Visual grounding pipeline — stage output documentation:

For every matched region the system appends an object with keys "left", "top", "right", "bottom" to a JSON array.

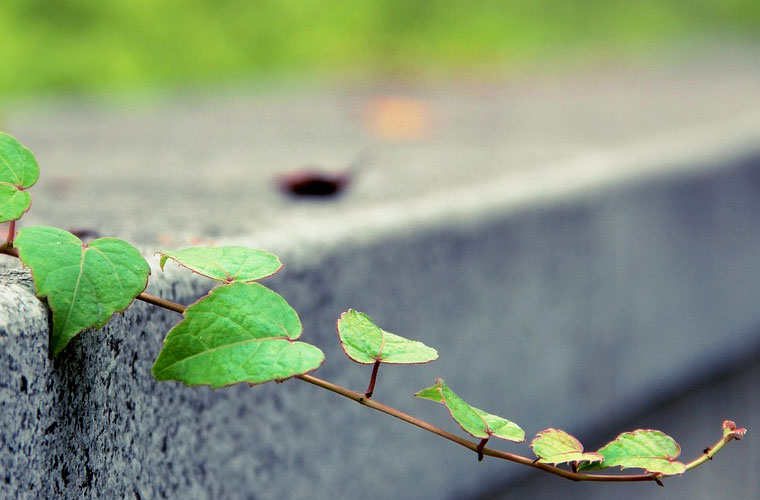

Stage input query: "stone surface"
[{"left": 2, "top": 51, "right": 760, "bottom": 499}]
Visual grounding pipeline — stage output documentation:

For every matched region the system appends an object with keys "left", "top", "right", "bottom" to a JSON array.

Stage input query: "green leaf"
[
  {"left": 578, "top": 429, "right": 686, "bottom": 475},
  {"left": 152, "top": 281, "right": 324, "bottom": 388},
  {"left": 15, "top": 225, "right": 151, "bottom": 357},
  {"left": 530, "top": 428, "right": 603, "bottom": 465},
  {"left": 157, "top": 246, "right": 282, "bottom": 283},
  {"left": 337, "top": 309, "right": 438, "bottom": 365},
  {"left": 415, "top": 379, "right": 524, "bottom": 442},
  {"left": 0, "top": 132, "right": 40, "bottom": 222}
]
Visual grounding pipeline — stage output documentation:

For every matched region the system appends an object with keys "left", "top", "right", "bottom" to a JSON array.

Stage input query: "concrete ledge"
[
  {"left": 2, "top": 56, "right": 760, "bottom": 498},
  {"left": 3, "top": 147, "right": 760, "bottom": 498}
]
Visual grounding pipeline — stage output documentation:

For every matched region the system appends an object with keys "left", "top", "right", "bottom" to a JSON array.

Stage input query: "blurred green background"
[{"left": 1, "top": 0, "right": 759, "bottom": 102}]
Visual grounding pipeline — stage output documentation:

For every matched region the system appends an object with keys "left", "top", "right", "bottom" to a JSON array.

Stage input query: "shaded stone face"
[{"left": 2, "top": 53, "right": 760, "bottom": 499}]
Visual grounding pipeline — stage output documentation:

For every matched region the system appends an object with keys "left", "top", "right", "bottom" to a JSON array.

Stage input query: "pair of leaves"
[
  {"left": 15, "top": 226, "right": 151, "bottom": 357},
  {"left": 577, "top": 429, "right": 686, "bottom": 475},
  {"left": 157, "top": 246, "right": 281, "bottom": 283},
  {"left": 337, "top": 312, "right": 522, "bottom": 443},
  {"left": 531, "top": 428, "right": 685, "bottom": 475},
  {"left": 413, "top": 376, "right": 683, "bottom": 476},
  {"left": 337, "top": 309, "right": 438, "bottom": 365},
  {"left": 0, "top": 133, "right": 39, "bottom": 223},
  {"left": 416, "top": 379, "right": 525, "bottom": 443},
  {"left": 153, "top": 247, "right": 324, "bottom": 387}
]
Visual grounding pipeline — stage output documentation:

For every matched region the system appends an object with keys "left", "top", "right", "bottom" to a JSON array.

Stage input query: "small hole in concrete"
[{"left": 277, "top": 169, "right": 350, "bottom": 197}]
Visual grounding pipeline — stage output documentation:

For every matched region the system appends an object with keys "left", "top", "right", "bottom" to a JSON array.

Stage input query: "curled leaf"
[
  {"left": 415, "top": 379, "right": 524, "bottom": 442},
  {"left": 0, "top": 132, "right": 40, "bottom": 222},
  {"left": 337, "top": 309, "right": 438, "bottom": 365},
  {"left": 152, "top": 281, "right": 324, "bottom": 388},
  {"left": 723, "top": 420, "right": 747, "bottom": 440},
  {"left": 15, "top": 225, "right": 151, "bottom": 356},
  {"left": 157, "top": 246, "right": 282, "bottom": 283},
  {"left": 531, "top": 428, "right": 603, "bottom": 465}
]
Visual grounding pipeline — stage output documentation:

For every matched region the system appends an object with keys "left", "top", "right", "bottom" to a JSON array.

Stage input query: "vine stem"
[
  {"left": 0, "top": 239, "right": 19, "bottom": 258},
  {"left": 137, "top": 292, "right": 186, "bottom": 314},
  {"left": 684, "top": 421, "right": 746, "bottom": 472},
  {"left": 296, "top": 373, "right": 663, "bottom": 483},
  {"left": 6, "top": 220, "right": 16, "bottom": 245},
  {"left": 365, "top": 360, "right": 381, "bottom": 398}
]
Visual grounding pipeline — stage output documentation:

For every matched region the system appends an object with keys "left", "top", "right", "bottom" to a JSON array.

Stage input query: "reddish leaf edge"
[
  {"left": 155, "top": 249, "right": 283, "bottom": 284},
  {"left": 335, "top": 309, "right": 439, "bottom": 365}
]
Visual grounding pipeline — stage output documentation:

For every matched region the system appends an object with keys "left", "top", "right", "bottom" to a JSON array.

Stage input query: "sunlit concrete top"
[{"left": 3, "top": 48, "right": 759, "bottom": 257}]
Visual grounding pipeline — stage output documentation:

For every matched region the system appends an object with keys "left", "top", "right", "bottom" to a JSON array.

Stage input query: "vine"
[{"left": 0, "top": 132, "right": 747, "bottom": 486}]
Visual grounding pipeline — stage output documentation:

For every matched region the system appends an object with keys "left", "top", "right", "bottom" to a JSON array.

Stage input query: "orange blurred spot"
[
  {"left": 364, "top": 96, "right": 432, "bottom": 142},
  {"left": 189, "top": 237, "right": 217, "bottom": 247},
  {"left": 157, "top": 233, "right": 174, "bottom": 246}
]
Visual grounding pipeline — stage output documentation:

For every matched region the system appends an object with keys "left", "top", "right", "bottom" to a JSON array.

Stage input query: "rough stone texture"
[{"left": 2, "top": 51, "right": 760, "bottom": 499}]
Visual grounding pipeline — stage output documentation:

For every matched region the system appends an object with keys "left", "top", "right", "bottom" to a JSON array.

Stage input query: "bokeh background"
[{"left": 2, "top": 0, "right": 759, "bottom": 103}]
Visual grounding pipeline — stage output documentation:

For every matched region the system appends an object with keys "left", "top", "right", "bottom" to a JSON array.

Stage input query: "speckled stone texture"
[{"left": 0, "top": 268, "right": 339, "bottom": 499}]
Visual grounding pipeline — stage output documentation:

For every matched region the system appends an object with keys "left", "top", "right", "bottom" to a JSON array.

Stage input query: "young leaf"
[
  {"left": 530, "top": 428, "right": 603, "bottom": 465},
  {"left": 722, "top": 420, "right": 747, "bottom": 441},
  {"left": 157, "top": 246, "right": 282, "bottom": 283},
  {"left": 152, "top": 281, "right": 324, "bottom": 388},
  {"left": 0, "top": 132, "right": 40, "bottom": 222},
  {"left": 337, "top": 309, "right": 438, "bottom": 364},
  {"left": 14, "top": 225, "right": 151, "bottom": 357},
  {"left": 578, "top": 429, "right": 686, "bottom": 475},
  {"left": 415, "top": 379, "right": 524, "bottom": 442}
]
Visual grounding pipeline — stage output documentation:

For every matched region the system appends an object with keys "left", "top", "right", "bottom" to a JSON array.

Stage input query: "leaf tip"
[{"left": 723, "top": 420, "right": 747, "bottom": 440}]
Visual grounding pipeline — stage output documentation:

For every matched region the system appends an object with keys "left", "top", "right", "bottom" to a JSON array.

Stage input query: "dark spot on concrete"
[
  {"left": 44, "top": 422, "right": 58, "bottom": 435},
  {"left": 19, "top": 375, "right": 27, "bottom": 393},
  {"left": 277, "top": 169, "right": 350, "bottom": 197}
]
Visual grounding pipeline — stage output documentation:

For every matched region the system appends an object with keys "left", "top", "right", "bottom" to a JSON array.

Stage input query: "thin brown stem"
[
  {"left": 6, "top": 220, "right": 16, "bottom": 245},
  {"left": 0, "top": 242, "right": 19, "bottom": 258},
  {"left": 137, "top": 292, "right": 186, "bottom": 314},
  {"left": 477, "top": 438, "right": 489, "bottom": 462},
  {"left": 365, "top": 360, "right": 381, "bottom": 398},
  {"left": 296, "top": 374, "right": 660, "bottom": 483},
  {"left": 684, "top": 422, "right": 745, "bottom": 472}
]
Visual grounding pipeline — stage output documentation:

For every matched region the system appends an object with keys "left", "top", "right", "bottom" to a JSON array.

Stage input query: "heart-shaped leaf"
[
  {"left": 415, "top": 379, "right": 524, "bottom": 442},
  {"left": 15, "top": 225, "right": 151, "bottom": 357},
  {"left": 578, "top": 429, "right": 686, "bottom": 475},
  {"left": 530, "top": 428, "right": 603, "bottom": 465},
  {"left": 0, "top": 132, "right": 40, "bottom": 222},
  {"left": 152, "top": 281, "right": 324, "bottom": 388},
  {"left": 157, "top": 246, "right": 282, "bottom": 283},
  {"left": 337, "top": 309, "right": 438, "bottom": 364}
]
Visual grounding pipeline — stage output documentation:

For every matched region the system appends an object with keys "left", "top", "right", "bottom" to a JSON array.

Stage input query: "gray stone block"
[{"left": 2, "top": 53, "right": 760, "bottom": 498}]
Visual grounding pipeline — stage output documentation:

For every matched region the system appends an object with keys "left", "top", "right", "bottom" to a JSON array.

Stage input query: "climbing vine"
[{"left": 0, "top": 131, "right": 747, "bottom": 486}]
